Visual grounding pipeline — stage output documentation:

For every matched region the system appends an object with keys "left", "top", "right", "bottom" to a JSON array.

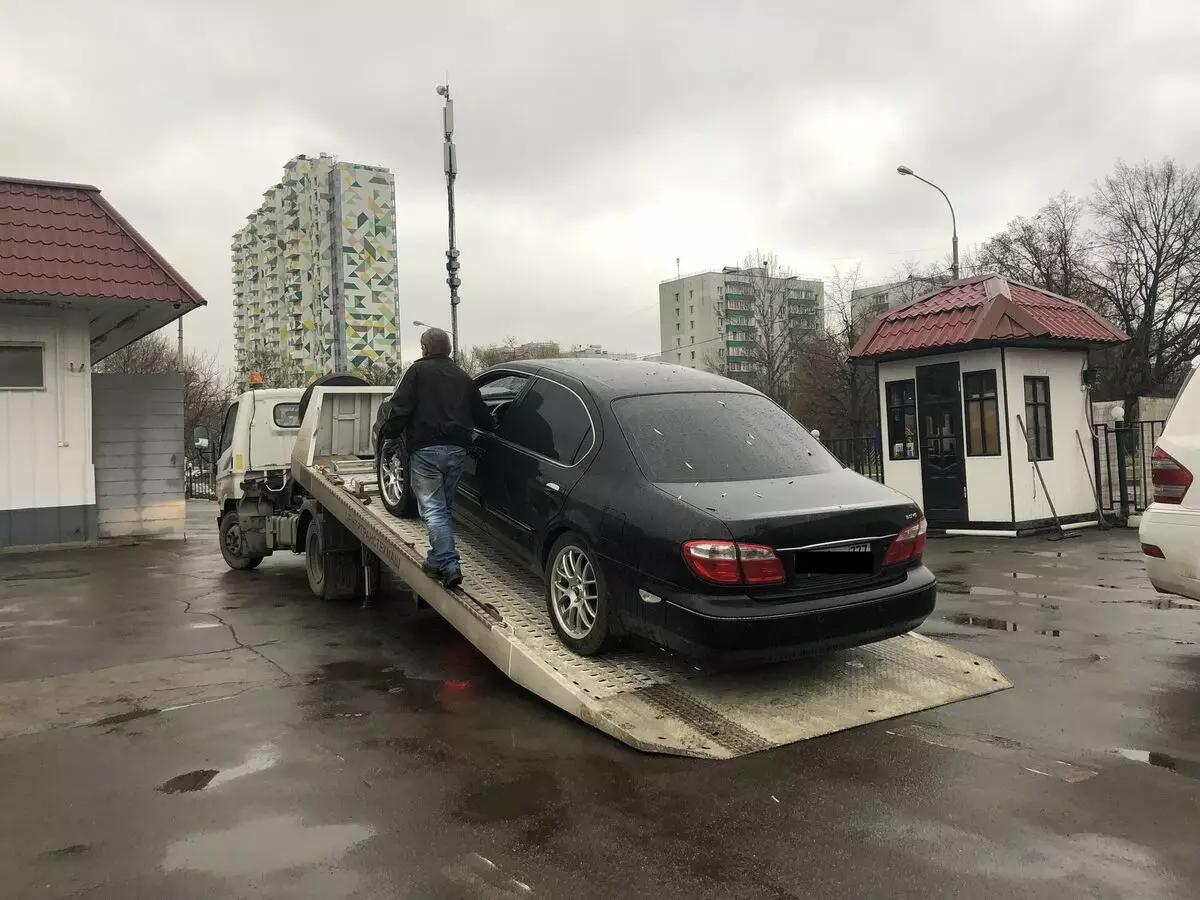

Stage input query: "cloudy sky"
[{"left": 3, "top": 0, "right": 1197, "bottom": 369}]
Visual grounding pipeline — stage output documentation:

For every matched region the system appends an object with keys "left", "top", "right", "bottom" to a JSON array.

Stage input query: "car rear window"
[{"left": 613, "top": 392, "right": 839, "bottom": 483}]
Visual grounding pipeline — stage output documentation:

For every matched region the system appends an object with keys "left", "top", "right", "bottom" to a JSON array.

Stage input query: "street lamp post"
[
  {"left": 897, "top": 165, "right": 959, "bottom": 281},
  {"left": 437, "top": 84, "right": 461, "bottom": 362}
]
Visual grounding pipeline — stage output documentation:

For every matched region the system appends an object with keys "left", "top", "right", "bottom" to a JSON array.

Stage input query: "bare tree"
[
  {"left": 977, "top": 192, "right": 1096, "bottom": 304},
  {"left": 353, "top": 358, "right": 403, "bottom": 386},
  {"left": 1090, "top": 158, "right": 1200, "bottom": 412},
  {"left": 238, "top": 346, "right": 308, "bottom": 389},
  {"left": 976, "top": 158, "right": 1200, "bottom": 411},
  {"left": 791, "top": 266, "right": 878, "bottom": 439},
  {"left": 463, "top": 338, "right": 561, "bottom": 376},
  {"left": 724, "top": 250, "right": 803, "bottom": 406}
]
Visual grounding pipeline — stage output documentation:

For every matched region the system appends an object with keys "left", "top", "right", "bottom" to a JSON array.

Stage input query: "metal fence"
[
  {"left": 1091, "top": 419, "right": 1165, "bottom": 517},
  {"left": 822, "top": 435, "right": 884, "bottom": 482},
  {"left": 185, "top": 457, "right": 215, "bottom": 500}
]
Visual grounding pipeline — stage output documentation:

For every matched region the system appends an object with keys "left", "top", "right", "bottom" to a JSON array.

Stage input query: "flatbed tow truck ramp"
[{"left": 291, "top": 388, "right": 1012, "bottom": 761}]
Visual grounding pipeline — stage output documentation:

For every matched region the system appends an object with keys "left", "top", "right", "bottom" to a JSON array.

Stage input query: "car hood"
[{"left": 658, "top": 468, "right": 921, "bottom": 547}]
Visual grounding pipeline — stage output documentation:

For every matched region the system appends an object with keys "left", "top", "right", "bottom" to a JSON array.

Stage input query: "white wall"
[
  {"left": 1003, "top": 348, "right": 1095, "bottom": 523},
  {"left": 0, "top": 308, "right": 94, "bottom": 516},
  {"left": 91, "top": 374, "right": 186, "bottom": 539}
]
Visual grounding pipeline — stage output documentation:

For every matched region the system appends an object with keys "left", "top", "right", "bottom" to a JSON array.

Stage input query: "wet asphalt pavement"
[{"left": 0, "top": 503, "right": 1198, "bottom": 899}]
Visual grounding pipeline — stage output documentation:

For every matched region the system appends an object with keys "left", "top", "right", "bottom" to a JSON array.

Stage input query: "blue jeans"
[{"left": 409, "top": 445, "right": 468, "bottom": 573}]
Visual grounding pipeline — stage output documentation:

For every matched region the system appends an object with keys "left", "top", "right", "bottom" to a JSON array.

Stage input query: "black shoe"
[
  {"left": 442, "top": 568, "right": 463, "bottom": 590},
  {"left": 421, "top": 561, "right": 442, "bottom": 581}
]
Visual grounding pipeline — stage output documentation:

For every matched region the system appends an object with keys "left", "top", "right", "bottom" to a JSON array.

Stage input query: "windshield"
[{"left": 613, "top": 392, "right": 839, "bottom": 483}]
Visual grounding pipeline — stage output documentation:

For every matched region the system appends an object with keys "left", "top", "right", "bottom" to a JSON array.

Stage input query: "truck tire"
[
  {"left": 305, "top": 519, "right": 358, "bottom": 601},
  {"left": 377, "top": 436, "right": 418, "bottom": 518},
  {"left": 219, "top": 514, "right": 264, "bottom": 571}
]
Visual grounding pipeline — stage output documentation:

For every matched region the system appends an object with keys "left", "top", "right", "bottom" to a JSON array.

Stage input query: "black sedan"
[{"left": 375, "top": 359, "right": 935, "bottom": 663}]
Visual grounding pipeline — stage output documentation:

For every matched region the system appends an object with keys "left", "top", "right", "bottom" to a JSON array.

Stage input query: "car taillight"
[
  {"left": 883, "top": 516, "right": 927, "bottom": 567},
  {"left": 1151, "top": 448, "right": 1192, "bottom": 504},
  {"left": 682, "top": 540, "right": 786, "bottom": 586}
]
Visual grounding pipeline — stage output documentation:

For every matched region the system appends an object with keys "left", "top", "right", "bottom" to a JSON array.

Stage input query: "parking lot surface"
[{"left": 1, "top": 503, "right": 1197, "bottom": 899}]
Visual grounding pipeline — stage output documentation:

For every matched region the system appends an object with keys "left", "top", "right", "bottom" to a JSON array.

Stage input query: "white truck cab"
[{"left": 213, "top": 387, "right": 306, "bottom": 512}]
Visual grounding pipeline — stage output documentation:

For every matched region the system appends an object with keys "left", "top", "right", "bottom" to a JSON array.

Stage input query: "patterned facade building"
[{"left": 232, "top": 154, "right": 400, "bottom": 381}]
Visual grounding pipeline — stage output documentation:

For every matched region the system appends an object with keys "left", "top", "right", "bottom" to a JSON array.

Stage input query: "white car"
[{"left": 1139, "top": 356, "right": 1200, "bottom": 600}]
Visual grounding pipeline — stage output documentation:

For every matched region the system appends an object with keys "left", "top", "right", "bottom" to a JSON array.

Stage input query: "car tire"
[
  {"left": 305, "top": 520, "right": 359, "bottom": 601},
  {"left": 545, "top": 533, "right": 614, "bottom": 656},
  {"left": 377, "top": 436, "right": 418, "bottom": 519},
  {"left": 219, "top": 513, "right": 264, "bottom": 571}
]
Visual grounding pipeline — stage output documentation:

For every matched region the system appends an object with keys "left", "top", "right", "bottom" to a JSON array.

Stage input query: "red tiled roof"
[
  {"left": 0, "top": 177, "right": 206, "bottom": 306},
  {"left": 849, "top": 275, "right": 1126, "bottom": 359}
]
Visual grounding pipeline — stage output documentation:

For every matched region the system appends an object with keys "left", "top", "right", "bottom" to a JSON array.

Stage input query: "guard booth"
[
  {"left": 0, "top": 177, "right": 205, "bottom": 548},
  {"left": 848, "top": 275, "right": 1128, "bottom": 535}
]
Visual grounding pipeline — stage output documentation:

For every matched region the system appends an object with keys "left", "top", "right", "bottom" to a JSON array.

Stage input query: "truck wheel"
[
  {"left": 545, "top": 533, "right": 614, "bottom": 656},
  {"left": 219, "top": 514, "right": 264, "bottom": 570},
  {"left": 305, "top": 520, "right": 358, "bottom": 601},
  {"left": 377, "top": 436, "right": 418, "bottom": 518}
]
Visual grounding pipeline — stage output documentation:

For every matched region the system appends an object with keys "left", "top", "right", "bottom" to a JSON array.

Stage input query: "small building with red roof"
[
  {"left": 1, "top": 176, "right": 206, "bottom": 548},
  {"left": 849, "top": 274, "right": 1127, "bottom": 534}
]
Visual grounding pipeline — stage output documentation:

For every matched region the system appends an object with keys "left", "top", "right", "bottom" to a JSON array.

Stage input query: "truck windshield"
[{"left": 613, "top": 392, "right": 839, "bottom": 483}]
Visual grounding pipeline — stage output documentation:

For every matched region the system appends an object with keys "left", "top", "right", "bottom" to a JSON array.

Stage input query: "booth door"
[{"left": 916, "top": 362, "right": 967, "bottom": 527}]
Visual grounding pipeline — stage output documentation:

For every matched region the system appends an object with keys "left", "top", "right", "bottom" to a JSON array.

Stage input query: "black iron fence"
[
  {"left": 822, "top": 435, "right": 884, "bottom": 482},
  {"left": 185, "top": 456, "right": 215, "bottom": 500},
  {"left": 1091, "top": 419, "right": 1166, "bottom": 517}
]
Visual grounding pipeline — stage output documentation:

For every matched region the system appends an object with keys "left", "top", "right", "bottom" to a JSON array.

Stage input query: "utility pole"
[{"left": 437, "top": 83, "right": 461, "bottom": 362}]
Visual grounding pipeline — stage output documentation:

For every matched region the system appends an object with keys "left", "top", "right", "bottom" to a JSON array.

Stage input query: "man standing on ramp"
[{"left": 385, "top": 328, "right": 494, "bottom": 588}]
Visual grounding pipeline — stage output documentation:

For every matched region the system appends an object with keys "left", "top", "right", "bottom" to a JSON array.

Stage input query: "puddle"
[
  {"left": 944, "top": 613, "right": 1063, "bottom": 636},
  {"left": 1113, "top": 749, "right": 1200, "bottom": 781},
  {"left": 1006, "top": 572, "right": 1039, "bottom": 580},
  {"left": 158, "top": 769, "right": 219, "bottom": 793},
  {"left": 162, "top": 814, "right": 374, "bottom": 877},
  {"left": 91, "top": 708, "right": 160, "bottom": 727}
]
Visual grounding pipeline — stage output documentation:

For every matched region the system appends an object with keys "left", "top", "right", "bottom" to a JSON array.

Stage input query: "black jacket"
[{"left": 376, "top": 355, "right": 494, "bottom": 453}]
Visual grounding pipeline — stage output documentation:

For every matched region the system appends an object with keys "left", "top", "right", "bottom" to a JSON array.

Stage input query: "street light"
[
  {"left": 437, "top": 83, "right": 461, "bottom": 362},
  {"left": 412, "top": 319, "right": 439, "bottom": 330},
  {"left": 897, "top": 165, "right": 960, "bottom": 281}
]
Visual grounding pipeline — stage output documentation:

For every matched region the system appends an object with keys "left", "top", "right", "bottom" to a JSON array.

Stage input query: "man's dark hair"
[{"left": 420, "top": 328, "right": 453, "bottom": 357}]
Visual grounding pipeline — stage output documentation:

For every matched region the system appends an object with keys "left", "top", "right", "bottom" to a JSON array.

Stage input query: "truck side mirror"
[{"left": 192, "top": 425, "right": 212, "bottom": 453}]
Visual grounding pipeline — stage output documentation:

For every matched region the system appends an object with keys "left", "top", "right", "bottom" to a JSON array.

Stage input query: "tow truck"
[{"left": 195, "top": 375, "right": 1011, "bottom": 759}]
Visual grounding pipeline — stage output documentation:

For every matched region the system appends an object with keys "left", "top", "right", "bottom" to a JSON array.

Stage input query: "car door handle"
[{"left": 542, "top": 481, "right": 561, "bottom": 493}]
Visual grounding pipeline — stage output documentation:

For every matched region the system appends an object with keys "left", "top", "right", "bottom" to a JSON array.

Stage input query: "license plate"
[
  {"left": 797, "top": 543, "right": 874, "bottom": 574},
  {"left": 826, "top": 543, "right": 871, "bottom": 553}
]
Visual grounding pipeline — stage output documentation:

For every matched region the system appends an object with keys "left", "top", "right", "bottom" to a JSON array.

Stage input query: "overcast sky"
[{"left": 3, "top": 0, "right": 1197, "bottom": 369}]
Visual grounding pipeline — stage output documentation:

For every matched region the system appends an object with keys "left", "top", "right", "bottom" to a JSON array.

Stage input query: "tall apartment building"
[
  {"left": 658, "top": 266, "right": 824, "bottom": 376},
  {"left": 232, "top": 154, "right": 400, "bottom": 380}
]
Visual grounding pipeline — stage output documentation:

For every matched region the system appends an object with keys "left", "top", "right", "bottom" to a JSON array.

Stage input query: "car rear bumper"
[
  {"left": 1139, "top": 505, "right": 1200, "bottom": 602},
  {"left": 608, "top": 562, "right": 937, "bottom": 664}
]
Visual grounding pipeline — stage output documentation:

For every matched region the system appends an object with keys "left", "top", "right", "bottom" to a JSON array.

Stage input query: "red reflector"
[
  {"left": 1141, "top": 543, "right": 1166, "bottom": 559},
  {"left": 1151, "top": 448, "right": 1193, "bottom": 505},
  {"left": 884, "top": 516, "right": 928, "bottom": 566},
  {"left": 682, "top": 540, "right": 786, "bottom": 586}
]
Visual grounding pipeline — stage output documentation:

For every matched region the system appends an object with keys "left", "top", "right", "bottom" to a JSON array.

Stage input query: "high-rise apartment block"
[
  {"left": 658, "top": 266, "right": 824, "bottom": 377},
  {"left": 232, "top": 154, "right": 400, "bottom": 380}
]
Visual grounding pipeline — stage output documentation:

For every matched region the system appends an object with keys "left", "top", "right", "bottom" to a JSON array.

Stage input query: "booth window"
[
  {"left": 0, "top": 345, "right": 45, "bottom": 389},
  {"left": 1023, "top": 376, "right": 1053, "bottom": 460},
  {"left": 885, "top": 379, "right": 918, "bottom": 460},
  {"left": 963, "top": 370, "right": 1001, "bottom": 456}
]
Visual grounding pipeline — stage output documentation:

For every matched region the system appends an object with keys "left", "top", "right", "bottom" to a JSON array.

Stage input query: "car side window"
[
  {"left": 219, "top": 402, "right": 239, "bottom": 455},
  {"left": 499, "top": 378, "right": 593, "bottom": 464},
  {"left": 477, "top": 372, "right": 529, "bottom": 407}
]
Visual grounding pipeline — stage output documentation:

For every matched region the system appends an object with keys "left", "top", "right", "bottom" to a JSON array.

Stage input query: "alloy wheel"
[
  {"left": 550, "top": 546, "right": 598, "bottom": 639},
  {"left": 379, "top": 441, "right": 405, "bottom": 508}
]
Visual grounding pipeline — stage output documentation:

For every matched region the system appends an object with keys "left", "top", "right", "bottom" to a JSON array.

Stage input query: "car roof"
[{"left": 491, "top": 358, "right": 762, "bottom": 400}]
